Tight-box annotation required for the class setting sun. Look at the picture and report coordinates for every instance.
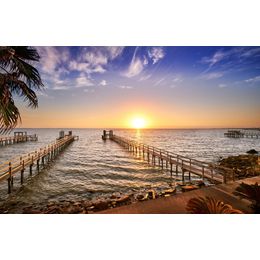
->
[131,117,147,129]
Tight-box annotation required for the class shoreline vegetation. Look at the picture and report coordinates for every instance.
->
[0,153,259,214]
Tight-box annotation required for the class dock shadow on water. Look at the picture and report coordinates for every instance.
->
[0,128,259,213]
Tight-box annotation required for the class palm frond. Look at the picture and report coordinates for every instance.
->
[10,56,43,88]
[11,46,40,61]
[186,196,243,214]
[0,46,44,133]
[0,83,21,133]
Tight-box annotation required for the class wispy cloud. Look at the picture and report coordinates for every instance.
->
[200,72,224,80]
[139,74,152,81]
[36,47,68,74]
[123,47,145,78]
[218,83,227,88]
[172,76,183,83]
[73,46,124,75]
[201,47,260,73]
[75,73,94,88]
[245,75,260,83]
[52,85,70,90]
[201,50,226,69]
[148,47,165,64]
[154,77,165,86]
[99,80,107,86]
[118,85,133,89]
[83,89,95,93]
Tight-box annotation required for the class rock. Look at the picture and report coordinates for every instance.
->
[87,206,95,211]
[147,190,156,199]
[93,201,110,211]
[140,193,149,201]
[164,188,176,195]
[195,181,206,188]
[116,195,131,203]
[246,149,258,155]
[136,194,144,201]
[110,194,117,199]
[181,185,199,192]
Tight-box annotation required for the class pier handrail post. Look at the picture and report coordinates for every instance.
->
[8,162,12,193]
[223,170,227,184]
[232,169,235,182]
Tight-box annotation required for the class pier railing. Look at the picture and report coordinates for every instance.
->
[0,133,78,193]
[109,134,234,184]
[0,133,38,146]
[224,129,260,138]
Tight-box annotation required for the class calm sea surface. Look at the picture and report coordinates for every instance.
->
[0,128,259,206]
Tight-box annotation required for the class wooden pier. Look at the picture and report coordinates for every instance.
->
[0,131,38,146]
[224,129,260,138]
[0,131,78,194]
[103,130,234,184]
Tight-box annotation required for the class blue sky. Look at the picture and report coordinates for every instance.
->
[18,46,260,128]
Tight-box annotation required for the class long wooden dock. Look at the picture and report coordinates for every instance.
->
[0,131,38,146]
[103,130,234,184]
[0,131,78,193]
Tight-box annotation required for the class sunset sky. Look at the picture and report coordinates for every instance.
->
[17,46,260,128]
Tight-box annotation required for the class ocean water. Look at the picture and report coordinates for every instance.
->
[0,128,259,207]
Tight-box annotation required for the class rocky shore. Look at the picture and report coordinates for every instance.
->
[218,154,260,179]
[0,180,206,214]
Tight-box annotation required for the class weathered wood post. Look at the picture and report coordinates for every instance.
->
[189,159,191,179]
[109,130,113,139]
[223,171,227,184]
[8,162,12,193]
[232,169,235,182]
[102,130,107,140]
[202,166,205,180]
[176,155,179,176]
[166,153,168,169]
[20,157,24,184]
[181,159,184,181]
[30,156,33,175]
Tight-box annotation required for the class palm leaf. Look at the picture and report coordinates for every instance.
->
[186,196,243,214]
[0,46,44,133]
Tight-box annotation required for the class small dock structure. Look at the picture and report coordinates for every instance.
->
[224,129,260,138]
[103,130,234,184]
[102,130,114,140]
[0,131,38,146]
[0,131,78,194]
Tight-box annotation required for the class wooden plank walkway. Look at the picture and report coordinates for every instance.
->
[103,130,234,184]
[0,132,78,193]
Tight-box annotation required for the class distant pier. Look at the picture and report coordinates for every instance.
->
[224,129,260,138]
[0,131,38,146]
[102,130,234,184]
[0,131,78,194]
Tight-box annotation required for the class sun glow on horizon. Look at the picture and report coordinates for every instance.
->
[131,117,147,129]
